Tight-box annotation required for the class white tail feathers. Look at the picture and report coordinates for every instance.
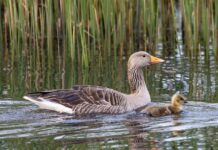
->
[23,96,74,114]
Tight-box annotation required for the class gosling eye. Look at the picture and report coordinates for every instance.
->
[180,97,184,101]
[142,55,146,57]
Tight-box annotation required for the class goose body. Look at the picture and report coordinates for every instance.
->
[23,51,164,115]
[136,92,187,117]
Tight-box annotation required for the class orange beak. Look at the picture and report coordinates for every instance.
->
[150,55,165,64]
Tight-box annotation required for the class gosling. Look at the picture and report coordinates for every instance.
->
[136,92,187,117]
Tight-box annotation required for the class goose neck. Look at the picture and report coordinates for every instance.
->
[128,66,147,95]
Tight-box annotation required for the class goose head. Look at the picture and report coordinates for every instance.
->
[171,91,187,109]
[128,51,164,69]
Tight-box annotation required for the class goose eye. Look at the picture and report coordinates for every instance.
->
[142,55,146,57]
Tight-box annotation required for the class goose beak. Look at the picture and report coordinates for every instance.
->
[150,55,165,64]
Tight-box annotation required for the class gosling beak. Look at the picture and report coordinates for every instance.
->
[184,97,188,103]
[150,55,165,64]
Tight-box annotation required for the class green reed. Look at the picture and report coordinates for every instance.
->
[181,0,217,56]
[181,0,195,55]
[0,0,218,96]
[213,0,218,56]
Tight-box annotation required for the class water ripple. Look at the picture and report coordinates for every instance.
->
[1,100,218,149]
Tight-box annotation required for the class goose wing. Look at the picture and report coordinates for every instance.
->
[25,85,127,108]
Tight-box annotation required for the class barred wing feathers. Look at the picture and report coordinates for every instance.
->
[24,85,127,114]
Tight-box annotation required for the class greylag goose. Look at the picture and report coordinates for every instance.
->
[23,51,164,115]
[136,92,187,117]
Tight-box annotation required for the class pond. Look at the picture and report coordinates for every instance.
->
[1,47,218,149]
[1,1,218,148]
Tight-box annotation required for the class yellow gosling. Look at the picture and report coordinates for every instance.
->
[137,92,187,117]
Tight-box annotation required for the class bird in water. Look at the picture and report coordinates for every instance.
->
[23,51,164,115]
[136,92,187,117]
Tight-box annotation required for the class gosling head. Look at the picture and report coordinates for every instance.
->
[171,91,187,109]
[128,51,164,69]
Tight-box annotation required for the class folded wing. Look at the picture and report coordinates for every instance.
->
[24,85,127,114]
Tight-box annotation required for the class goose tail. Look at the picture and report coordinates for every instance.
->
[23,95,74,114]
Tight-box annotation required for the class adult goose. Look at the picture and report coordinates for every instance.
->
[23,51,164,115]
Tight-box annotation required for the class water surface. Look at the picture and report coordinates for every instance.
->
[1,1,218,149]
[1,47,218,149]
[1,99,218,149]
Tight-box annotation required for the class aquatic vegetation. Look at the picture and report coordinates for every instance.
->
[0,0,217,98]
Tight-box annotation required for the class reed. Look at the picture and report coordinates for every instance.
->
[160,0,177,55]
[201,0,209,58]
[212,0,218,56]
[180,0,218,57]
[180,0,195,55]
[0,0,218,96]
